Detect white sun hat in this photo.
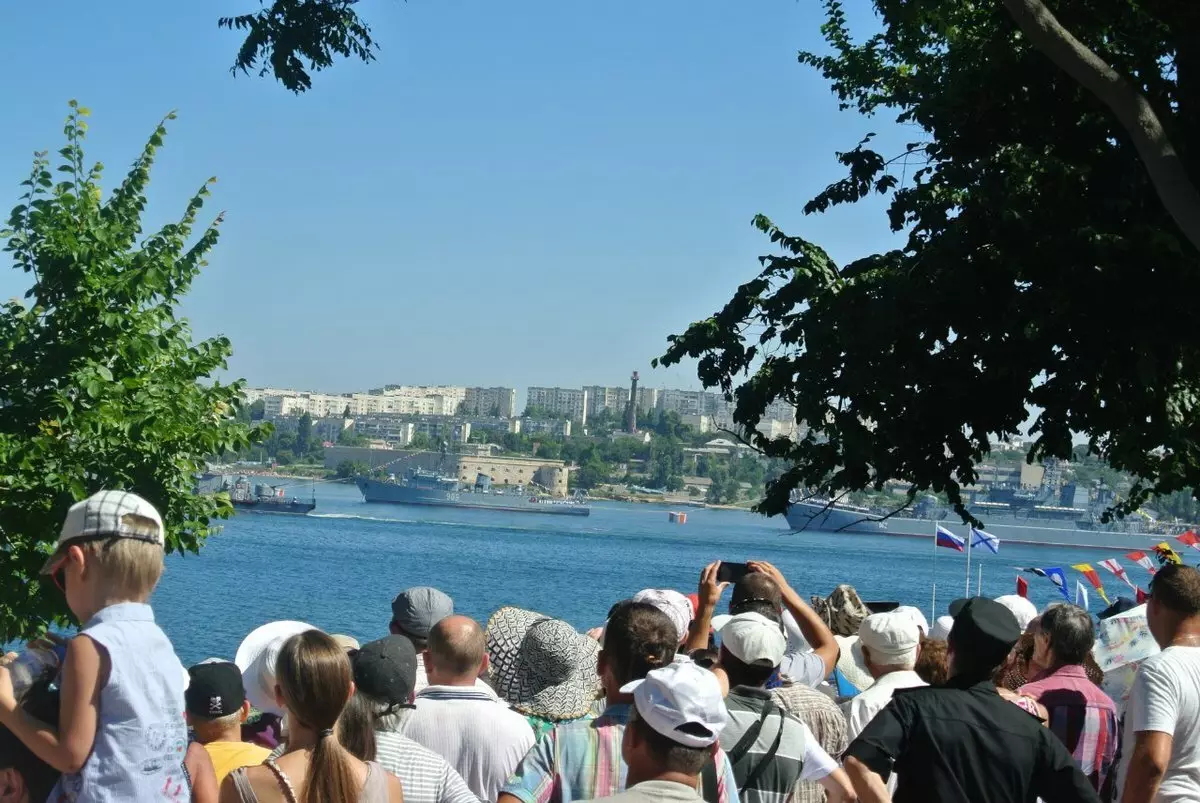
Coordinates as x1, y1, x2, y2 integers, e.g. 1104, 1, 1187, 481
234, 621, 319, 715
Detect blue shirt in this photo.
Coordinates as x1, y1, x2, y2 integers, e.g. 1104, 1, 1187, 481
52, 602, 189, 802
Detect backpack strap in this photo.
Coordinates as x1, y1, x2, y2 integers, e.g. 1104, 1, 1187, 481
727, 699, 776, 764
737, 710, 786, 794
700, 756, 720, 803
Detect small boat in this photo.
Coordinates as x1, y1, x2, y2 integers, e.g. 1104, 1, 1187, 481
225, 476, 316, 515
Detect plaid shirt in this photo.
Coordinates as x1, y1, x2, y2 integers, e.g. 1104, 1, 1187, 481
1019, 664, 1118, 795
501, 703, 740, 803
771, 684, 848, 803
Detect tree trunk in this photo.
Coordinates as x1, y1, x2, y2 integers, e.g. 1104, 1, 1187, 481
1000, 0, 1200, 254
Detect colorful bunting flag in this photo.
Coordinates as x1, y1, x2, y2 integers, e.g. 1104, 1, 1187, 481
1126, 551, 1158, 575
1075, 581, 1089, 611
1155, 542, 1184, 566
1178, 531, 1200, 553
1072, 563, 1111, 605
1098, 558, 1140, 593
1016, 576, 1028, 598
970, 528, 999, 554
1137, 587, 1149, 604
935, 525, 965, 552
1043, 567, 1071, 601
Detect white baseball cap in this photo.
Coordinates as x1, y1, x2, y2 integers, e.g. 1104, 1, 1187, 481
633, 589, 694, 644
858, 612, 921, 663
994, 595, 1039, 633
620, 659, 728, 747
893, 606, 930, 637
41, 490, 165, 573
719, 612, 787, 666
929, 615, 955, 641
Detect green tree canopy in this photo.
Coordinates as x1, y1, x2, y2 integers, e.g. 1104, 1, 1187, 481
657, 0, 1200, 525
220, 0, 377, 93
0, 104, 262, 639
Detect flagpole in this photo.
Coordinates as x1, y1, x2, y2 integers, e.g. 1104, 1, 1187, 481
931, 521, 939, 622
965, 526, 973, 597
977, 562, 983, 596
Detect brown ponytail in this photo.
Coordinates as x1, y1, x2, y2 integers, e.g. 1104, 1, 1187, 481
276, 631, 360, 803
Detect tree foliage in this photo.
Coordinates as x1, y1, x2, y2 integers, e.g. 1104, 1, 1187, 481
657, 0, 1200, 526
0, 103, 263, 639
219, 0, 377, 93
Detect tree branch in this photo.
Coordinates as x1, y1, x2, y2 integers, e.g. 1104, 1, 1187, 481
1000, 0, 1200, 253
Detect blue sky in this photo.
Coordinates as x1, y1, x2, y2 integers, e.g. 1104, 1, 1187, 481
0, 0, 905, 394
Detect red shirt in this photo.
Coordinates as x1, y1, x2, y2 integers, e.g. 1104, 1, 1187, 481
1020, 664, 1118, 795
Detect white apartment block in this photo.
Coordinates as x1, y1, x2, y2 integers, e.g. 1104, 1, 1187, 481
246, 386, 465, 419
525, 387, 589, 424
582, 386, 630, 417
463, 387, 518, 418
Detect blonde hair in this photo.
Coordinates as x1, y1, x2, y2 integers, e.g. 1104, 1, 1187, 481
80, 536, 164, 601
190, 711, 243, 742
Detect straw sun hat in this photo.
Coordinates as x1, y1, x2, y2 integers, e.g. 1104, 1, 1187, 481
486, 607, 601, 721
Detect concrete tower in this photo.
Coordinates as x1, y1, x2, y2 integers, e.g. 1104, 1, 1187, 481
626, 371, 639, 432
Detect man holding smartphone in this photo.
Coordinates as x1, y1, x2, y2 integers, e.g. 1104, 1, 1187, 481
687, 561, 840, 689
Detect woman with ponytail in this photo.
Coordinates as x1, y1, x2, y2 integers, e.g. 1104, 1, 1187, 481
220, 631, 404, 803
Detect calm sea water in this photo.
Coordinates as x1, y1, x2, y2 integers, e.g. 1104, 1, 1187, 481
153, 480, 1154, 664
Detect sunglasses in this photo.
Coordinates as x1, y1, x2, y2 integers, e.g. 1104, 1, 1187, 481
48, 556, 68, 594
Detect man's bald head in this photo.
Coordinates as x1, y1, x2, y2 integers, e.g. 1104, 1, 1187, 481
426, 614, 487, 683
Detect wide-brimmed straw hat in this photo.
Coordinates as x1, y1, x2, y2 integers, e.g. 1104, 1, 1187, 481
235, 620, 319, 715
811, 585, 871, 637
486, 606, 601, 721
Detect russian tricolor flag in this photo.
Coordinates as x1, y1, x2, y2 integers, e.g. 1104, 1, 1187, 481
935, 525, 965, 552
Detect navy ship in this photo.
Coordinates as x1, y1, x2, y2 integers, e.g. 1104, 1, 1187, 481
225, 476, 316, 515
785, 462, 1191, 551
356, 468, 590, 517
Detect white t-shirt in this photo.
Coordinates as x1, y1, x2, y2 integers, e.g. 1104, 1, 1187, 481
1118, 646, 1200, 802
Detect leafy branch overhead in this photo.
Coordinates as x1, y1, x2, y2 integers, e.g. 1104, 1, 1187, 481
0, 103, 265, 641
657, 0, 1200, 526
219, 0, 378, 93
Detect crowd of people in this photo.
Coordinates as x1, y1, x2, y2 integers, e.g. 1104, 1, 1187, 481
2, 490, 1200, 802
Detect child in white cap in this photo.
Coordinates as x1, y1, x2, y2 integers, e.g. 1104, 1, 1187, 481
0, 491, 190, 801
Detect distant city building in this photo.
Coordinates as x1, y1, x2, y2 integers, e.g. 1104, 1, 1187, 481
525, 387, 589, 424
352, 414, 471, 447
243, 386, 465, 418
656, 388, 710, 418
582, 385, 630, 418
462, 387, 518, 418
516, 418, 573, 437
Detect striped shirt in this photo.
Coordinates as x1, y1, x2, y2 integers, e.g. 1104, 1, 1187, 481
501, 703, 741, 803
1019, 664, 1118, 795
722, 688, 838, 803
374, 729, 481, 803
402, 684, 535, 802
770, 684, 848, 803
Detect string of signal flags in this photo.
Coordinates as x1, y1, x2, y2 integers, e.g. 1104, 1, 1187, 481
932, 523, 1200, 609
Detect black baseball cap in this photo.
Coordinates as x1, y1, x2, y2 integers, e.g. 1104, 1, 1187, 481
353, 635, 418, 706
185, 661, 246, 719
946, 597, 1021, 666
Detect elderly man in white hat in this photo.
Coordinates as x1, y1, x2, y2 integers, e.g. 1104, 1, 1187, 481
589, 660, 728, 803
843, 612, 927, 746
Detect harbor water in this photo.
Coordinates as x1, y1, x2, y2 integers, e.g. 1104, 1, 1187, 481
154, 481, 1160, 664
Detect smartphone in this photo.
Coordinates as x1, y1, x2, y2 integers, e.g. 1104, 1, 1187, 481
716, 562, 751, 584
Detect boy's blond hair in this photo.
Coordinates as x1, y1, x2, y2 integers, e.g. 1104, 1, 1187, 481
80, 536, 164, 601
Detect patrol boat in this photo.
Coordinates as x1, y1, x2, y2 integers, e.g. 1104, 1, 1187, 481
356, 469, 590, 517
